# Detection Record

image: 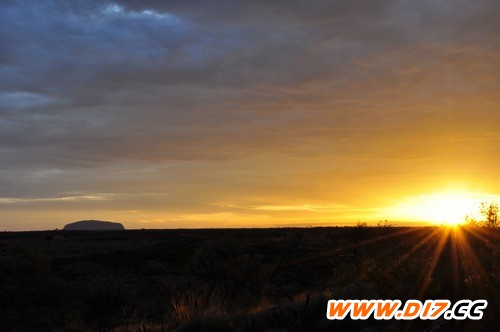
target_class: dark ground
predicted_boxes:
[0,226,498,331]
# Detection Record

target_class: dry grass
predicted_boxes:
[167,288,228,329]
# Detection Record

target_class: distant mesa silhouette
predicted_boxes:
[63,220,125,231]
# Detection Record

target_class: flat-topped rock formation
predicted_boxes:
[63,220,125,231]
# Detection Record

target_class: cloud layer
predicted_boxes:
[1,0,499,229]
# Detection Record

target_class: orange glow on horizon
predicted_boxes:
[380,191,500,226]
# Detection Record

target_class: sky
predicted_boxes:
[1,0,500,230]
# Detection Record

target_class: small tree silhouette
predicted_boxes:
[480,202,498,227]
[465,202,499,227]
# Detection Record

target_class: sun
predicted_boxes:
[384,191,498,226]
[417,195,476,226]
